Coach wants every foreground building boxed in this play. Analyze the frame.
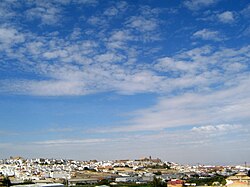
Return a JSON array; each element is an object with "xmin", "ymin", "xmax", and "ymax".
[{"xmin": 226, "ymin": 172, "xmax": 250, "ymax": 186}]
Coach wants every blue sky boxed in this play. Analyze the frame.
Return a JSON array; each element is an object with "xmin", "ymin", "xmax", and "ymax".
[{"xmin": 0, "ymin": 0, "xmax": 250, "ymax": 164}]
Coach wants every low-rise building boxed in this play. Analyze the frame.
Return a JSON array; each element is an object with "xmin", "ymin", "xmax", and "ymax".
[
  {"xmin": 226, "ymin": 172, "xmax": 250, "ymax": 186},
  {"xmin": 168, "ymin": 179, "xmax": 184, "ymax": 187}
]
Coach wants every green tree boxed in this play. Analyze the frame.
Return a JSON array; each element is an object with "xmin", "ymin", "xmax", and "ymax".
[
  {"xmin": 97, "ymin": 179, "xmax": 110, "ymax": 185},
  {"xmin": 23, "ymin": 179, "xmax": 34, "ymax": 184},
  {"xmin": 2, "ymin": 176, "xmax": 11, "ymax": 187},
  {"xmin": 153, "ymin": 171, "xmax": 162, "ymax": 175},
  {"xmin": 151, "ymin": 176, "xmax": 166, "ymax": 187}
]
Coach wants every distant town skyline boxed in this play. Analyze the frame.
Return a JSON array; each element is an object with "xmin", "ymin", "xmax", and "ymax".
[{"xmin": 0, "ymin": 0, "xmax": 250, "ymax": 165}]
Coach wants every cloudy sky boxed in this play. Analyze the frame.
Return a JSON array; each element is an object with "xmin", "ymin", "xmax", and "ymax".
[{"xmin": 0, "ymin": 0, "xmax": 250, "ymax": 165}]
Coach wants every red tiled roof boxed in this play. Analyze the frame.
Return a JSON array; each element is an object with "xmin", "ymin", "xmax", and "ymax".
[{"xmin": 168, "ymin": 180, "xmax": 184, "ymax": 185}]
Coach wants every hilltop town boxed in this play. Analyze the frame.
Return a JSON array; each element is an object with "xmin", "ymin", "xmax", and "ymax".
[{"xmin": 0, "ymin": 156, "xmax": 250, "ymax": 187}]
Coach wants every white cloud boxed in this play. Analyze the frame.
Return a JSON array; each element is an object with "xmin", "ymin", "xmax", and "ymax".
[
  {"xmin": 34, "ymin": 138, "xmax": 108, "ymax": 145},
  {"xmin": 154, "ymin": 57, "xmax": 200, "ymax": 74},
  {"xmin": 191, "ymin": 124, "xmax": 241, "ymax": 133},
  {"xmin": 109, "ymin": 30, "xmax": 134, "ymax": 41},
  {"xmin": 0, "ymin": 1, "xmax": 249, "ymax": 98},
  {"xmin": 126, "ymin": 16, "xmax": 158, "ymax": 32},
  {"xmin": 106, "ymin": 77, "xmax": 250, "ymax": 133},
  {"xmin": 241, "ymin": 4, "xmax": 250, "ymax": 18},
  {"xmin": 242, "ymin": 26, "xmax": 250, "ymax": 37},
  {"xmin": 87, "ymin": 16, "xmax": 107, "ymax": 26},
  {"xmin": 0, "ymin": 26, "xmax": 25, "ymax": 45},
  {"xmin": 217, "ymin": 11, "xmax": 235, "ymax": 23},
  {"xmin": 116, "ymin": 1, "xmax": 128, "ymax": 12},
  {"xmin": 25, "ymin": 3, "xmax": 62, "ymax": 25},
  {"xmin": 0, "ymin": 1, "xmax": 17, "ymax": 22},
  {"xmin": 2, "ymin": 80, "xmax": 88, "ymax": 96},
  {"xmin": 48, "ymin": 127, "xmax": 75, "ymax": 133},
  {"xmin": 113, "ymin": 71, "xmax": 164, "ymax": 95},
  {"xmin": 223, "ymin": 62, "xmax": 247, "ymax": 73},
  {"xmin": 71, "ymin": 0, "xmax": 98, "ymax": 5},
  {"xmin": 95, "ymin": 53, "xmax": 125, "ymax": 63},
  {"xmin": 25, "ymin": 0, "xmax": 98, "ymax": 25},
  {"xmin": 1, "ymin": 41, "xmax": 249, "ymax": 97},
  {"xmin": 103, "ymin": 7, "xmax": 118, "ymax": 16},
  {"xmin": 193, "ymin": 29, "xmax": 222, "ymax": 41},
  {"xmin": 184, "ymin": 0, "xmax": 218, "ymax": 10}
]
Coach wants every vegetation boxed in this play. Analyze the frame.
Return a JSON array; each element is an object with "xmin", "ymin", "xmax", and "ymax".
[
  {"xmin": 146, "ymin": 163, "xmax": 170, "ymax": 169},
  {"xmin": 153, "ymin": 171, "xmax": 162, "ymax": 175},
  {"xmin": 96, "ymin": 179, "xmax": 110, "ymax": 185},
  {"xmin": 186, "ymin": 174, "xmax": 226, "ymax": 186},
  {"xmin": 23, "ymin": 179, "xmax": 35, "ymax": 184},
  {"xmin": 150, "ymin": 176, "xmax": 167, "ymax": 187},
  {"xmin": 115, "ymin": 184, "xmax": 150, "ymax": 187},
  {"xmin": 71, "ymin": 184, "xmax": 150, "ymax": 187},
  {"xmin": 2, "ymin": 176, "xmax": 11, "ymax": 186}
]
